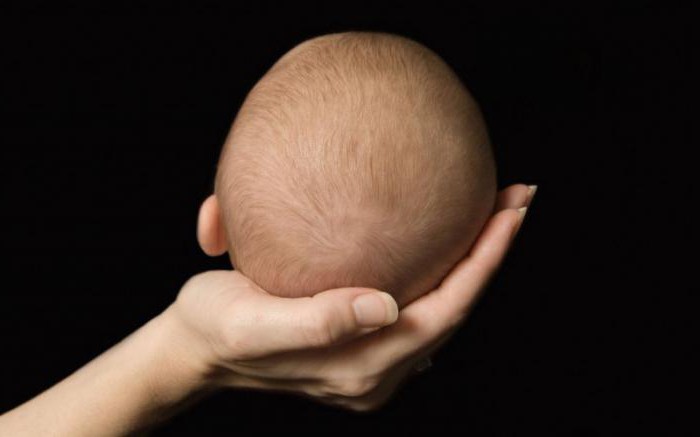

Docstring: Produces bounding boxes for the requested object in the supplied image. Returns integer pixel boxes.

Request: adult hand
[163,183,536,411]
[0,184,534,437]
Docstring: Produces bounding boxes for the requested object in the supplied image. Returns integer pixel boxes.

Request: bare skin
[0,183,536,436]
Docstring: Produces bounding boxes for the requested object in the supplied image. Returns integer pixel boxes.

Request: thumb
[232,288,399,357]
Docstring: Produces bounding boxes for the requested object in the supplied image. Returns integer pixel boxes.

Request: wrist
[0,305,226,436]
[139,306,222,417]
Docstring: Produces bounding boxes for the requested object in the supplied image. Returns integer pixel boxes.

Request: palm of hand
[173,184,534,411]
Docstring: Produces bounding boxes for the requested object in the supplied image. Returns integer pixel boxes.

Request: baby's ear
[196,195,228,256]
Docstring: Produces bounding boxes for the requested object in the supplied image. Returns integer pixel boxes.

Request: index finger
[364,193,529,367]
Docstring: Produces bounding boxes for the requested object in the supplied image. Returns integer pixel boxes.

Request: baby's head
[197,32,496,308]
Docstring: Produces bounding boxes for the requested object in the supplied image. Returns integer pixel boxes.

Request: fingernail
[352,292,399,328]
[518,206,528,219]
[526,185,538,206]
[513,206,528,238]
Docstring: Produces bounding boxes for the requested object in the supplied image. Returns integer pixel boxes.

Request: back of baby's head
[215,32,496,307]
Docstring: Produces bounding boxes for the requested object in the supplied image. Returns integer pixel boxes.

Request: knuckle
[215,312,259,361]
[216,319,248,358]
[349,391,393,412]
[346,401,381,413]
[300,312,337,347]
[331,375,379,398]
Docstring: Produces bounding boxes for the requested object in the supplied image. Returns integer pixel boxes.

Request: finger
[335,333,452,412]
[431,207,526,308]
[494,183,537,212]
[222,287,399,359]
[219,372,321,399]
[366,207,526,366]
[310,184,537,376]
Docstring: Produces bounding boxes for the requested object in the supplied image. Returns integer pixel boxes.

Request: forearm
[0,307,218,436]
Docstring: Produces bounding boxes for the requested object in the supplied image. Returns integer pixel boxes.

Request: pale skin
[0,184,536,436]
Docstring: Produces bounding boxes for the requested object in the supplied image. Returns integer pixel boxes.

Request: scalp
[215,32,496,303]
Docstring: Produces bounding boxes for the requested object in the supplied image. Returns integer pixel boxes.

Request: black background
[1,2,695,434]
